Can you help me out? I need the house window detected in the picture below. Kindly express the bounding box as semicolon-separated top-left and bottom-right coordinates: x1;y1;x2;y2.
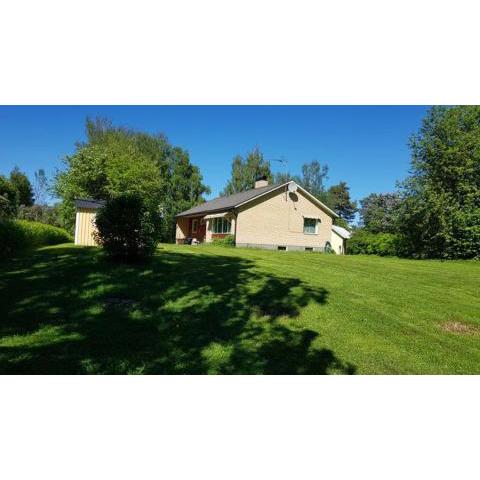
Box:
303;218;318;234
191;219;198;233
212;217;231;234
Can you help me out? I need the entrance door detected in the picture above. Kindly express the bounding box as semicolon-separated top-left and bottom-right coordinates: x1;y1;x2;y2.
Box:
190;217;206;242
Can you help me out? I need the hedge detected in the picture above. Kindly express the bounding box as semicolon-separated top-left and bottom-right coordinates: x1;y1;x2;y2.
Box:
348;230;402;256
0;220;72;258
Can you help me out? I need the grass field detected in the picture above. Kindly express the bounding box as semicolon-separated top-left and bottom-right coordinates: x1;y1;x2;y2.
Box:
1;243;479;374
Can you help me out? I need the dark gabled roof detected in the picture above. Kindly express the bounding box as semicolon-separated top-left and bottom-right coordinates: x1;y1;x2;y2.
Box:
75;198;106;209
176;183;285;217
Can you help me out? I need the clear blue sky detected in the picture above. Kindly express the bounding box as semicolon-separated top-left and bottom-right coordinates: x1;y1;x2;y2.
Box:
0;106;428;203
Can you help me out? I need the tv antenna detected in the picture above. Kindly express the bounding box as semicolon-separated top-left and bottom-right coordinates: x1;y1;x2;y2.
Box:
270;156;288;173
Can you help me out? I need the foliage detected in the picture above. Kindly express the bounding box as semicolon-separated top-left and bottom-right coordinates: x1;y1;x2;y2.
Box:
33;169;49;206
157;145;210;243
272;171;301;185
0;219;72;258
0;175;19;218
225;157;355;227
299;160;329;201
222;148;272;195
348;229;402;256
398;106;480;259
272;163;357;225
333;216;350;229
1;243;479;374
54;118;210;240
17;204;63;228
9;166;34;206
359;193;401;233
94;193;160;260
211;234;235;247
326;181;357;223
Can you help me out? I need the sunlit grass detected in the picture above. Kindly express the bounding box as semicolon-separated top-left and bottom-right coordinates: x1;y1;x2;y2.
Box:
0;243;479;374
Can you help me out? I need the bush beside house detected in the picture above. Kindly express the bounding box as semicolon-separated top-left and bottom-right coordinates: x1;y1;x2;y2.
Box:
211;234;235;247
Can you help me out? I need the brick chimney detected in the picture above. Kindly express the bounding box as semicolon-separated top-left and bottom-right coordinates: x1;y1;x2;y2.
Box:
254;175;269;189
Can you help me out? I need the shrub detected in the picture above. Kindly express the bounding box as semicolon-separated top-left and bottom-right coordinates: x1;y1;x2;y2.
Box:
211;235;235;247
348;230;402;256
0;176;19;218
0;219;72;258
17;204;63;228
94;193;160;260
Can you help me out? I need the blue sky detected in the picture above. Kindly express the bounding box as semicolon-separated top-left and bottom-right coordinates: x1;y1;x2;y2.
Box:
0;106;428;203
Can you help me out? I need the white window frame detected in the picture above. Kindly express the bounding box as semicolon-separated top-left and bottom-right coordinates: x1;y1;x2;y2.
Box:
212;217;231;234
191;218;198;234
303;217;318;235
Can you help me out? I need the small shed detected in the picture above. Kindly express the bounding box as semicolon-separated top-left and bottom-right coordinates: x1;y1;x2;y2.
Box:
331;225;351;255
74;199;105;246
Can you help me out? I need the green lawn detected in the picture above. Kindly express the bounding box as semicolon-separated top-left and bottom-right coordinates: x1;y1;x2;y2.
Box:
1;243;479;374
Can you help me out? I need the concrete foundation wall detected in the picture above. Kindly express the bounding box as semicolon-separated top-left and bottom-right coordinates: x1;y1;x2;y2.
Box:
236;243;326;252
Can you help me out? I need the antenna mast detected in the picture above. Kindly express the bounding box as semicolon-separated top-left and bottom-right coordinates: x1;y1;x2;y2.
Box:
270;156;288;175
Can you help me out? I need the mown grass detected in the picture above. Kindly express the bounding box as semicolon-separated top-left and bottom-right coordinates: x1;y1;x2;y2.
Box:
1;243;479;374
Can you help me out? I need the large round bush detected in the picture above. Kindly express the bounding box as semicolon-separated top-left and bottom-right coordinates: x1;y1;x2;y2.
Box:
94;193;160;260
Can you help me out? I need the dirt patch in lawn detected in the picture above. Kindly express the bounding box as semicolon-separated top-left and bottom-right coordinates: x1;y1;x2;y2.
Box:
440;321;480;335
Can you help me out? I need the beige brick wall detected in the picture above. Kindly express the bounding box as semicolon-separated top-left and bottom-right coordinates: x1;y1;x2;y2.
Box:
235;188;333;249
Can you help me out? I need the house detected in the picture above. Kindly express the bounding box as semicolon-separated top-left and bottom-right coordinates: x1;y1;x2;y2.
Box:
73;198;105;246
176;176;348;253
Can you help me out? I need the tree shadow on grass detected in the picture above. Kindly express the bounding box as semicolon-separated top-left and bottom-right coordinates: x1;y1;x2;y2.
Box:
0;246;356;374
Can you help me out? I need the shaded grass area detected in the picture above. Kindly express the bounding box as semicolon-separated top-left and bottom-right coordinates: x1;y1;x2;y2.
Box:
0;244;353;374
1;244;479;374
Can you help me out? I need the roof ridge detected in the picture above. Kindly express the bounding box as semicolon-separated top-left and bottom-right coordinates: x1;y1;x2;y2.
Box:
176;183;285;217
208;183;282;201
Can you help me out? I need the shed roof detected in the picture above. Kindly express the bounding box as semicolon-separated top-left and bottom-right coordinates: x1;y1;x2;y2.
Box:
74;198;106;209
332;225;351;239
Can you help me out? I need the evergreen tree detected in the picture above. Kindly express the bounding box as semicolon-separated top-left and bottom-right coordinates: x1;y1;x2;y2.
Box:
0;175;19;218
10;166;34;206
326;181;357;224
